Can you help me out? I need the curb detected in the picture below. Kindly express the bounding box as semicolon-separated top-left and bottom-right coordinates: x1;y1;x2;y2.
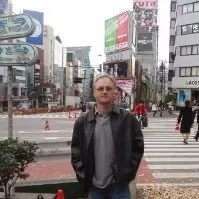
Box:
16;177;77;187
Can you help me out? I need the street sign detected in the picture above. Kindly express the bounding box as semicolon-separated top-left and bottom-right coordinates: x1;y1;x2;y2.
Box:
0;44;38;66
0;14;36;40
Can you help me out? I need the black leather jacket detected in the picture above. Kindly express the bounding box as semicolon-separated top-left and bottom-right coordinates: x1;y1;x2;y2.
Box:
71;105;144;191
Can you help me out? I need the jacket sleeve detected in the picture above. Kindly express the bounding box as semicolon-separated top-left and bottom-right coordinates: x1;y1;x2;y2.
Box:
71;116;85;182
131;114;144;178
177;108;183;124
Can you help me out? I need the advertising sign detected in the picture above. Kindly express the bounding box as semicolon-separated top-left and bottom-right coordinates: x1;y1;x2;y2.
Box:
0;14;36;40
105;62;128;78
105;11;129;53
133;0;158;28
133;0;158;9
105;17;116;53
178;89;191;107
137;32;152;51
116;12;129;51
116;80;133;95
0;44;38;66
0;0;8;14
23;9;44;45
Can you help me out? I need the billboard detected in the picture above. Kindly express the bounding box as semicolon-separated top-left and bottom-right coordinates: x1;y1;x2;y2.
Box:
23;9;44;45
116;80;133;95
133;0;158;9
105;11;129;53
136;32;152;51
133;0;158;28
0;0;8;14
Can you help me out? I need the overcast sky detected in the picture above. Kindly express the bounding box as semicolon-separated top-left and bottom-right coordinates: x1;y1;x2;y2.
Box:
12;0;170;66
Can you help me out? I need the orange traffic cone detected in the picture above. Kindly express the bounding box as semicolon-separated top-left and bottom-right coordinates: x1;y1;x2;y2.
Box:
56;189;64;199
45;120;50;131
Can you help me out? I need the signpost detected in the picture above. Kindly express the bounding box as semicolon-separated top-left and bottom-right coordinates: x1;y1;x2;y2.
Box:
0;44;38;66
0;14;36;40
0;14;37;138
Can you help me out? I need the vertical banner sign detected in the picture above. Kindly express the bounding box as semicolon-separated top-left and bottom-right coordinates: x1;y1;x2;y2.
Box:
133;0;158;29
116;12;129;51
105;11;129;53
105;17;116;53
23;9;44;45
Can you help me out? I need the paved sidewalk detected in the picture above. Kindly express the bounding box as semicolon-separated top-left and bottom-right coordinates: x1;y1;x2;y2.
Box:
17;158;155;186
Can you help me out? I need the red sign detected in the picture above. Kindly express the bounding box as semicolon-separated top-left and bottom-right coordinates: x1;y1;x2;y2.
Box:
134;0;158;9
116;12;129;51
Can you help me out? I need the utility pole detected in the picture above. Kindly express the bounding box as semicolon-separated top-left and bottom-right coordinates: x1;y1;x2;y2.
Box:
7;65;13;138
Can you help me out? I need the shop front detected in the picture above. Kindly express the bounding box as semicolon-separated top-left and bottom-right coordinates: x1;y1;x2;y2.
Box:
172;77;199;106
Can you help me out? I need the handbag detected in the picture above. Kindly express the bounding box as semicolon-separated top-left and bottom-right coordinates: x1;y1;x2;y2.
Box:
175;122;180;131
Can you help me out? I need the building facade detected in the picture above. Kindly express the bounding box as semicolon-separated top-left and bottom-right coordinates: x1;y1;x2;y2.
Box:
104;11;136;109
170;0;199;106
133;0;159;103
66;46;91;102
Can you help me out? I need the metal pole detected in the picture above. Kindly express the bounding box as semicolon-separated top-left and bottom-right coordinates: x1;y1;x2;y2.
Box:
7;66;13;138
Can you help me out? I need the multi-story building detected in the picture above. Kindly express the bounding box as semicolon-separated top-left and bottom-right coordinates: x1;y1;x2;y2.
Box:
133;0;159;102
170;0;199;106
40;25;55;104
66;46;91;102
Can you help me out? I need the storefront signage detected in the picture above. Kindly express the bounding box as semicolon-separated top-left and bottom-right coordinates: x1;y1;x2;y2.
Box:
186;80;199;85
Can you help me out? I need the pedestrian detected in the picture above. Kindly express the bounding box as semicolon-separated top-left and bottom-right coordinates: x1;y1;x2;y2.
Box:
177;100;193;144
133;100;147;129
151;103;157;117
71;74;144;199
192;102;199;141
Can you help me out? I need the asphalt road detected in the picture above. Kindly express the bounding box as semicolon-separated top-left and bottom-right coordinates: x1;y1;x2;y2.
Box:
0;116;75;140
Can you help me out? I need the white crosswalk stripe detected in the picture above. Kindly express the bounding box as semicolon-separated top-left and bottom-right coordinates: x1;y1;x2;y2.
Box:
0;112;81;119
143;116;199;186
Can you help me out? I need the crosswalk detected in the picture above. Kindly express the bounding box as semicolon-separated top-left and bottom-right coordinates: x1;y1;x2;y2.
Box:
0;112;81;119
143;117;199;187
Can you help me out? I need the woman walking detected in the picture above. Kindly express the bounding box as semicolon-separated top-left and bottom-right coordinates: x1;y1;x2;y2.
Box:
177;100;193;144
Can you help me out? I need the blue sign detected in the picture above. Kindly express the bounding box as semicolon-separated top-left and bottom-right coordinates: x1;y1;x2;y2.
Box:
0;0;8;14
23;9;44;45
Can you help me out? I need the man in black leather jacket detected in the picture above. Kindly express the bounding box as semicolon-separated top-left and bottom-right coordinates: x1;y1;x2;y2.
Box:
71;74;144;199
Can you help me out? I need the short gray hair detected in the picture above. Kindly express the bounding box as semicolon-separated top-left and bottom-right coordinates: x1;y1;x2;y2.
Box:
93;74;116;88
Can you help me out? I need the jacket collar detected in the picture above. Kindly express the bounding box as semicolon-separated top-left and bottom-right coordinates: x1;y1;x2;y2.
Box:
88;103;120;122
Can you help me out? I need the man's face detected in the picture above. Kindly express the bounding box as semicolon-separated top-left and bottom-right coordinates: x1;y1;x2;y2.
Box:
94;78;116;104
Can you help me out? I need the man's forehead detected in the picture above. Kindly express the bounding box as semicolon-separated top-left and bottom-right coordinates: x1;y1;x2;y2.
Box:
96;78;114;84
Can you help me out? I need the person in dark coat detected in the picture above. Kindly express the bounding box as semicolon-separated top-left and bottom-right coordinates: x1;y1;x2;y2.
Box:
177;100;193;144
193;104;199;141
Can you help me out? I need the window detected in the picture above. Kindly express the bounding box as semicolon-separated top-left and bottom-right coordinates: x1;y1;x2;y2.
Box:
188;4;194;13
183;5;188;14
180;67;199;77
180;45;199;56
187;46;192;55
192;45;198;54
181;46;187;56
171;1;176;12
180;68;191;77
170;19;176;29
194;2;199;11
192;67;198;76
181;24;192;35
170;35;175;46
